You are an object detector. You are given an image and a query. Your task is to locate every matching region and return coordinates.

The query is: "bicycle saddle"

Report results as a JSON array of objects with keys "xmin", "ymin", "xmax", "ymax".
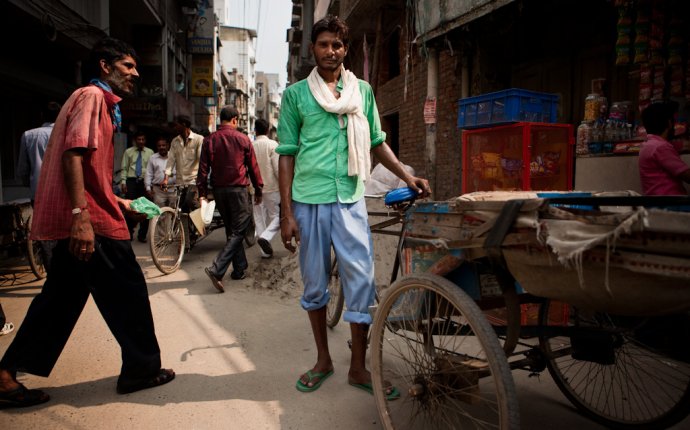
[{"xmin": 384, "ymin": 186, "xmax": 418, "ymax": 206}]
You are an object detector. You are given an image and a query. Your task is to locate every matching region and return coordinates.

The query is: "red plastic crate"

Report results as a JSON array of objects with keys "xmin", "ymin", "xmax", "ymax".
[{"xmin": 461, "ymin": 122, "xmax": 574, "ymax": 193}]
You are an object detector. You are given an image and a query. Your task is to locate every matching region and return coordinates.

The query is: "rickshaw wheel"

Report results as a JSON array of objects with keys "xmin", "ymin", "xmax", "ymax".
[
  {"xmin": 370, "ymin": 273, "xmax": 520, "ymax": 430},
  {"xmin": 539, "ymin": 300, "xmax": 690, "ymax": 429},
  {"xmin": 149, "ymin": 207, "xmax": 185, "ymax": 274},
  {"xmin": 25, "ymin": 216, "xmax": 46, "ymax": 280},
  {"xmin": 326, "ymin": 258, "xmax": 344, "ymax": 328}
]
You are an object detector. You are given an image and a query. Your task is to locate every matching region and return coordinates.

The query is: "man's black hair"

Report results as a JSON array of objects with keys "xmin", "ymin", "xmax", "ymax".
[
  {"xmin": 255, "ymin": 118, "xmax": 269, "ymax": 136},
  {"xmin": 175, "ymin": 115, "xmax": 192, "ymax": 128},
  {"xmin": 220, "ymin": 105, "xmax": 239, "ymax": 122},
  {"xmin": 641, "ymin": 101, "xmax": 678, "ymax": 135},
  {"xmin": 155, "ymin": 136, "xmax": 170, "ymax": 148},
  {"xmin": 87, "ymin": 37, "xmax": 138, "ymax": 80},
  {"xmin": 133, "ymin": 130, "xmax": 146, "ymax": 138},
  {"xmin": 43, "ymin": 102, "xmax": 62, "ymax": 123},
  {"xmin": 311, "ymin": 15, "xmax": 349, "ymax": 46}
]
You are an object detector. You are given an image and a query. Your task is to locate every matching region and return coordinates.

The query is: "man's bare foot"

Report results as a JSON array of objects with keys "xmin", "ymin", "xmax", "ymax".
[
  {"xmin": 298, "ymin": 363, "xmax": 334, "ymax": 390},
  {"xmin": 0, "ymin": 369, "xmax": 20, "ymax": 392},
  {"xmin": 348, "ymin": 368, "xmax": 397, "ymax": 397}
]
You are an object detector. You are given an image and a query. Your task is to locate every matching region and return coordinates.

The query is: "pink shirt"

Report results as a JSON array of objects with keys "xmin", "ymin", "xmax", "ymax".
[
  {"xmin": 639, "ymin": 134, "xmax": 690, "ymax": 196},
  {"xmin": 32, "ymin": 86, "xmax": 130, "ymax": 240}
]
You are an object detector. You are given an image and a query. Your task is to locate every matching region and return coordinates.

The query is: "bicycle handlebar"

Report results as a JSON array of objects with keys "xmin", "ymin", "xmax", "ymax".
[{"xmin": 384, "ymin": 187, "xmax": 420, "ymax": 207}]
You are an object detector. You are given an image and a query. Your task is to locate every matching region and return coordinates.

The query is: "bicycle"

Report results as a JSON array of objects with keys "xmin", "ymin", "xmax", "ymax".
[
  {"xmin": 148, "ymin": 185, "xmax": 255, "ymax": 274},
  {"xmin": 0, "ymin": 200, "xmax": 47, "ymax": 280}
]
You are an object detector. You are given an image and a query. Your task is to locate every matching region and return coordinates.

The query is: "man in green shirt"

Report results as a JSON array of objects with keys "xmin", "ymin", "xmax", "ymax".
[
  {"xmin": 277, "ymin": 15, "xmax": 429, "ymax": 398},
  {"xmin": 120, "ymin": 131, "xmax": 154, "ymax": 242}
]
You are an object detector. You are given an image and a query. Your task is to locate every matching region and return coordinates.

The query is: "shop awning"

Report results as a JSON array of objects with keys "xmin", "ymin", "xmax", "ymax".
[{"xmin": 415, "ymin": 0, "xmax": 515, "ymax": 42}]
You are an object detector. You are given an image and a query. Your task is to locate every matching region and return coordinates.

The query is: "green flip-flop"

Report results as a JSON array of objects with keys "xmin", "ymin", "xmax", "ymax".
[
  {"xmin": 349, "ymin": 381, "xmax": 401, "ymax": 401},
  {"xmin": 296, "ymin": 369, "xmax": 334, "ymax": 392}
]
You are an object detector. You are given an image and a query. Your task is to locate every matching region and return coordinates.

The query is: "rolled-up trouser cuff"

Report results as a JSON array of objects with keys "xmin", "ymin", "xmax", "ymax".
[{"xmin": 344, "ymin": 310, "xmax": 372, "ymax": 325}]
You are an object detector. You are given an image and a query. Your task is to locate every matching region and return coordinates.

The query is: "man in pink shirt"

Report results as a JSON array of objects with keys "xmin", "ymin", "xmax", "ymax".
[
  {"xmin": 639, "ymin": 102, "xmax": 690, "ymax": 195},
  {"xmin": 0, "ymin": 38, "xmax": 174, "ymax": 409}
]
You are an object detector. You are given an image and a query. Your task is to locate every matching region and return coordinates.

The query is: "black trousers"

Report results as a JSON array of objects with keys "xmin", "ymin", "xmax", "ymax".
[
  {"xmin": 125, "ymin": 177, "xmax": 149, "ymax": 240},
  {"xmin": 0, "ymin": 237, "xmax": 161, "ymax": 379},
  {"xmin": 209, "ymin": 187, "xmax": 252, "ymax": 278}
]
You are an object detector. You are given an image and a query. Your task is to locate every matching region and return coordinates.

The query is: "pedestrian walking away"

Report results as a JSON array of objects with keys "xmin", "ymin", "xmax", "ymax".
[
  {"xmin": 120, "ymin": 130, "xmax": 154, "ymax": 241},
  {"xmin": 16, "ymin": 101, "xmax": 62, "ymax": 270},
  {"xmin": 252, "ymin": 118, "xmax": 280, "ymax": 258},
  {"xmin": 16, "ymin": 101, "xmax": 62, "ymax": 201},
  {"xmin": 198, "ymin": 106, "xmax": 263, "ymax": 293},
  {"xmin": 276, "ymin": 15, "xmax": 430, "ymax": 399},
  {"xmin": 0, "ymin": 37, "xmax": 174, "ymax": 410},
  {"xmin": 145, "ymin": 137, "xmax": 177, "ymax": 208}
]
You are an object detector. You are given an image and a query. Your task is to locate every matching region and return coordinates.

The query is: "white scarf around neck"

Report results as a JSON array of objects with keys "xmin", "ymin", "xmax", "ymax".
[{"xmin": 307, "ymin": 65, "xmax": 371, "ymax": 181}]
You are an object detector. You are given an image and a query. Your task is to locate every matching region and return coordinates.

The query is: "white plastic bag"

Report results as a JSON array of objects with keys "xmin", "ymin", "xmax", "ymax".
[{"xmin": 201, "ymin": 199, "xmax": 216, "ymax": 226}]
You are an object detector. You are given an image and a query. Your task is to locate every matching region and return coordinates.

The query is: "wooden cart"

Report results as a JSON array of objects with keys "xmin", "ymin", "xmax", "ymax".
[{"xmin": 369, "ymin": 191, "xmax": 690, "ymax": 430}]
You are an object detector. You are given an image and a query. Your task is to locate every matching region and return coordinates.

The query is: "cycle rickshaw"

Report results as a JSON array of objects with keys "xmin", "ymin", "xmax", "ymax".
[
  {"xmin": 147, "ymin": 185, "xmax": 255, "ymax": 274},
  {"xmin": 330, "ymin": 188, "xmax": 690, "ymax": 429},
  {"xmin": 0, "ymin": 200, "xmax": 47, "ymax": 280}
]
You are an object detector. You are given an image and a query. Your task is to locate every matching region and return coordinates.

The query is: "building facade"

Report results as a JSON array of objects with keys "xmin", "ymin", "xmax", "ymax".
[
  {"xmin": 1, "ymin": 0, "xmax": 203, "ymax": 202},
  {"xmin": 255, "ymin": 72, "xmax": 281, "ymax": 136},
  {"xmin": 218, "ymin": 26, "xmax": 256, "ymax": 133}
]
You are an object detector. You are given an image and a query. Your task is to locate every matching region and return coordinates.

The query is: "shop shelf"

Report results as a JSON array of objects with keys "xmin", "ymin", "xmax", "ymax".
[{"xmin": 457, "ymin": 88, "xmax": 559, "ymax": 128}]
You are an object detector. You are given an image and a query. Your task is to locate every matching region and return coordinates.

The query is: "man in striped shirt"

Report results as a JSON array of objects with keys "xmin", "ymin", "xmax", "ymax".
[{"xmin": 0, "ymin": 37, "xmax": 174, "ymax": 408}]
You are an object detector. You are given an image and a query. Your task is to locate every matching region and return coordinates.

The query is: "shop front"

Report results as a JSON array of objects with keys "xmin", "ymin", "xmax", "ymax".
[
  {"xmin": 571, "ymin": 0, "xmax": 690, "ymax": 194},
  {"xmin": 454, "ymin": 0, "xmax": 690, "ymax": 194}
]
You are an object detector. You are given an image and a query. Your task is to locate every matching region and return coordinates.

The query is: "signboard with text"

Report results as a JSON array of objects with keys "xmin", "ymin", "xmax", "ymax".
[
  {"xmin": 191, "ymin": 56, "xmax": 214, "ymax": 97},
  {"xmin": 188, "ymin": 37, "xmax": 213, "ymax": 54}
]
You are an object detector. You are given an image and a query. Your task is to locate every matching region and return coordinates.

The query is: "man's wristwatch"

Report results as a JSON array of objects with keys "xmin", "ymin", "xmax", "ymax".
[{"xmin": 72, "ymin": 205, "xmax": 88, "ymax": 215}]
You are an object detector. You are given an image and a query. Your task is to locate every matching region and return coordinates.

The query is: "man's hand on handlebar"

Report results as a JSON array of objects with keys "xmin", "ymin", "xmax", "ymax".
[{"xmin": 406, "ymin": 176, "xmax": 431, "ymax": 199}]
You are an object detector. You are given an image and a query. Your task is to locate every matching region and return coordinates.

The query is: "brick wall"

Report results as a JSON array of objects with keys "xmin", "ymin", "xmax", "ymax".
[{"xmin": 376, "ymin": 50, "xmax": 464, "ymax": 200}]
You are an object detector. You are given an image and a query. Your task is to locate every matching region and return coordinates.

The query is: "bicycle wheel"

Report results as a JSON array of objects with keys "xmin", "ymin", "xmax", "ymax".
[
  {"xmin": 326, "ymin": 259, "xmax": 344, "ymax": 328},
  {"xmin": 539, "ymin": 300, "xmax": 690, "ymax": 429},
  {"xmin": 149, "ymin": 207, "xmax": 185, "ymax": 274},
  {"xmin": 370, "ymin": 273, "xmax": 520, "ymax": 430},
  {"xmin": 25, "ymin": 216, "xmax": 46, "ymax": 280}
]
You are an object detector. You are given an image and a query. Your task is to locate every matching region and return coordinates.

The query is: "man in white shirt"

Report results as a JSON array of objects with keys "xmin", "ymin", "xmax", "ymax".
[
  {"xmin": 145, "ymin": 137, "xmax": 176, "ymax": 208},
  {"xmin": 252, "ymin": 119, "xmax": 280, "ymax": 257},
  {"xmin": 163, "ymin": 115, "xmax": 204, "ymax": 213}
]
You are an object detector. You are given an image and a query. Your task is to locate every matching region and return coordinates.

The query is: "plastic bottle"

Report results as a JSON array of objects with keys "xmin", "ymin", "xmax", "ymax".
[{"xmin": 576, "ymin": 121, "xmax": 592, "ymax": 156}]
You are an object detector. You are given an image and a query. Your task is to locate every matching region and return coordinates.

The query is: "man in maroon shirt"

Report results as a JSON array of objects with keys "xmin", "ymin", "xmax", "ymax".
[
  {"xmin": 199, "ymin": 106, "xmax": 263, "ymax": 292},
  {"xmin": 0, "ymin": 37, "xmax": 174, "ymax": 409}
]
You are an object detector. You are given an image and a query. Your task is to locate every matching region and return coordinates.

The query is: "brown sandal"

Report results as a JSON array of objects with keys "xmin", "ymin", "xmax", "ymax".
[
  {"xmin": 0, "ymin": 384, "xmax": 50, "ymax": 409},
  {"xmin": 117, "ymin": 368, "xmax": 175, "ymax": 394}
]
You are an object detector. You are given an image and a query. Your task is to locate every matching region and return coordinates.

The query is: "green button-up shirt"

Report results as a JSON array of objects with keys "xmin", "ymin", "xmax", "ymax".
[
  {"xmin": 120, "ymin": 145, "xmax": 154, "ymax": 183},
  {"xmin": 276, "ymin": 77, "xmax": 386, "ymax": 204}
]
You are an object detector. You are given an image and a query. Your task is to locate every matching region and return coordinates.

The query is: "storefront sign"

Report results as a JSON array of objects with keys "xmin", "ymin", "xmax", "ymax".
[
  {"xmin": 191, "ymin": 56, "xmax": 214, "ymax": 97},
  {"xmin": 120, "ymin": 97, "xmax": 166, "ymax": 120},
  {"xmin": 188, "ymin": 37, "xmax": 213, "ymax": 54}
]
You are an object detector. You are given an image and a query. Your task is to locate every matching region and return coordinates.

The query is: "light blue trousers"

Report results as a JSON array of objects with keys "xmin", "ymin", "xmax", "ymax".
[{"xmin": 293, "ymin": 199, "xmax": 376, "ymax": 324}]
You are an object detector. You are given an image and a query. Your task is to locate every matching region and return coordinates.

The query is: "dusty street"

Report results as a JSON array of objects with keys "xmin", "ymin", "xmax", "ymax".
[{"xmin": 0, "ymin": 214, "xmax": 688, "ymax": 429}]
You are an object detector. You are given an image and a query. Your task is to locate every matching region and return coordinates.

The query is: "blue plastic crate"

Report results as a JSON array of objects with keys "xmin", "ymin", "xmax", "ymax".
[{"xmin": 457, "ymin": 88, "xmax": 559, "ymax": 128}]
